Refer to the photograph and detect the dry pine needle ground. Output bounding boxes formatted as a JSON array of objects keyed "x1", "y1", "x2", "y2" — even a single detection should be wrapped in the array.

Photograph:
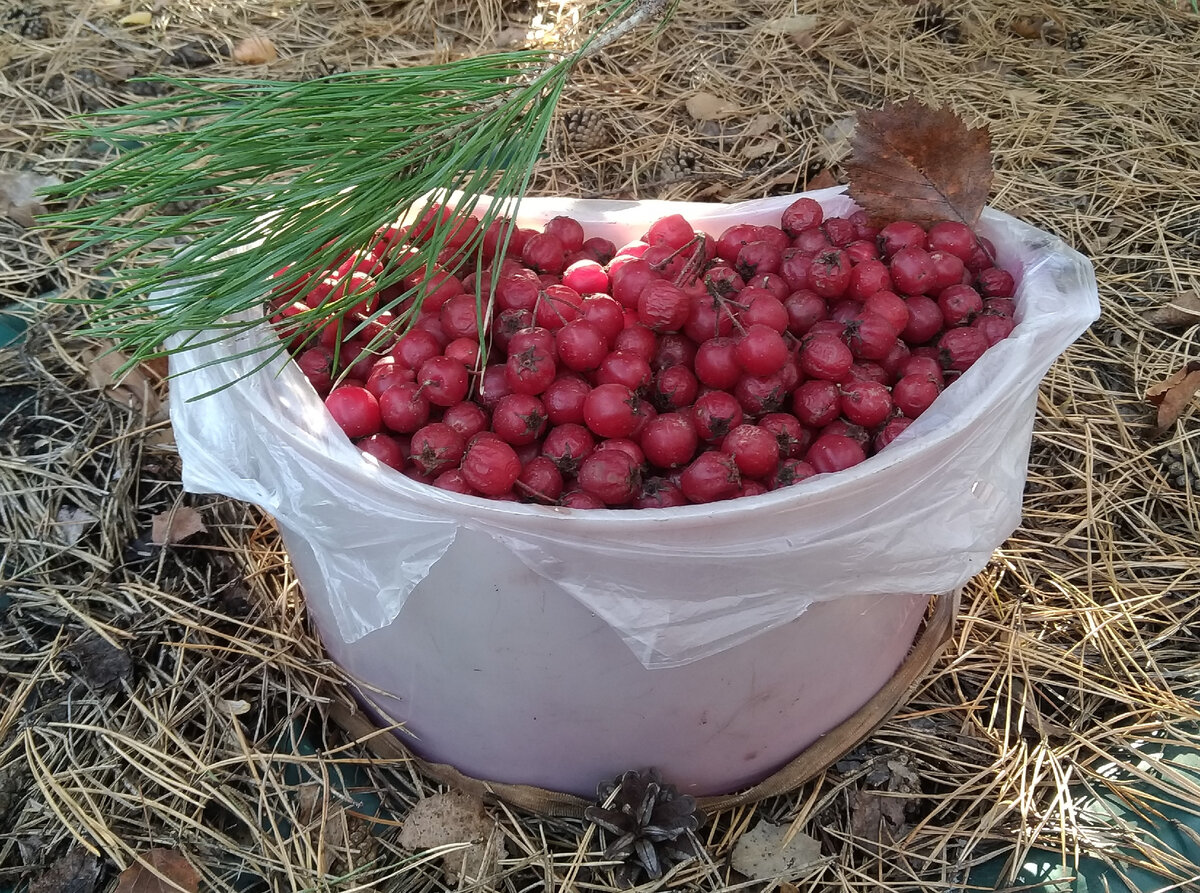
[{"x1": 2, "y1": 0, "x2": 1200, "y2": 891}]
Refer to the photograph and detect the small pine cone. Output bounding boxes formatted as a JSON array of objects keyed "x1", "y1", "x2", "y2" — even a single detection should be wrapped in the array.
[
  {"x1": 563, "y1": 108, "x2": 610, "y2": 153},
  {"x1": 659, "y1": 149, "x2": 698, "y2": 183},
  {"x1": 5, "y1": 5, "x2": 51, "y2": 39},
  {"x1": 586, "y1": 768, "x2": 704, "y2": 888},
  {"x1": 913, "y1": 4, "x2": 963, "y2": 43},
  {"x1": 1065, "y1": 30, "x2": 1086, "y2": 51}
]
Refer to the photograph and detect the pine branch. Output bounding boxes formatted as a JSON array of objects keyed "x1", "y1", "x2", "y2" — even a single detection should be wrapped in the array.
[{"x1": 39, "y1": 0, "x2": 669, "y2": 376}]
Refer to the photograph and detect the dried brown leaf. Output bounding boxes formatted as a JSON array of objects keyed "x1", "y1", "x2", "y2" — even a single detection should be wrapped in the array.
[
  {"x1": 849, "y1": 789, "x2": 906, "y2": 852},
  {"x1": 114, "y1": 849, "x2": 199, "y2": 893},
  {"x1": 150, "y1": 506, "x2": 207, "y2": 545},
  {"x1": 1144, "y1": 291, "x2": 1200, "y2": 329},
  {"x1": 56, "y1": 506, "x2": 98, "y2": 546},
  {"x1": 846, "y1": 97, "x2": 993, "y2": 227},
  {"x1": 685, "y1": 92, "x2": 740, "y2": 121},
  {"x1": 743, "y1": 113, "x2": 778, "y2": 138},
  {"x1": 399, "y1": 791, "x2": 506, "y2": 884},
  {"x1": 1146, "y1": 361, "x2": 1200, "y2": 433},
  {"x1": 1, "y1": 170, "x2": 60, "y2": 228},
  {"x1": 29, "y1": 847, "x2": 101, "y2": 893},
  {"x1": 82, "y1": 344, "x2": 164, "y2": 417},
  {"x1": 232, "y1": 34, "x2": 277, "y2": 65},
  {"x1": 805, "y1": 168, "x2": 840, "y2": 191}
]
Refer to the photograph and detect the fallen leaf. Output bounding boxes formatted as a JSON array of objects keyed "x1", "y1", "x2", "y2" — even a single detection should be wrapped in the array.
[
  {"x1": 399, "y1": 791, "x2": 507, "y2": 884},
  {"x1": 114, "y1": 849, "x2": 199, "y2": 893},
  {"x1": 150, "y1": 506, "x2": 207, "y2": 545},
  {"x1": 1008, "y1": 15, "x2": 1045, "y2": 40},
  {"x1": 1146, "y1": 361, "x2": 1200, "y2": 433},
  {"x1": 846, "y1": 97, "x2": 994, "y2": 228},
  {"x1": 220, "y1": 698, "x2": 251, "y2": 716},
  {"x1": 232, "y1": 34, "x2": 277, "y2": 65},
  {"x1": 849, "y1": 789, "x2": 907, "y2": 852},
  {"x1": 685, "y1": 92, "x2": 740, "y2": 121},
  {"x1": 730, "y1": 820, "x2": 822, "y2": 880},
  {"x1": 741, "y1": 138, "x2": 782, "y2": 161},
  {"x1": 119, "y1": 11, "x2": 153, "y2": 27},
  {"x1": 62, "y1": 633, "x2": 132, "y2": 692},
  {"x1": 805, "y1": 168, "x2": 840, "y2": 190},
  {"x1": 82, "y1": 345, "x2": 164, "y2": 417},
  {"x1": 1, "y1": 170, "x2": 61, "y2": 228},
  {"x1": 757, "y1": 14, "x2": 820, "y2": 36},
  {"x1": 29, "y1": 847, "x2": 101, "y2": 893},
  {"x1": 743, "y1": 113, "x2": 778, "y2": 138},
  {"x1": 56, "y1": 506, "x2": 98, "y2": 546},
  {"x1": 1144, "y1": 291, "x2": 1200, "y2": 329},
  {"x1": 819, "y1": 115, "x2": 856, "y2": 160}
]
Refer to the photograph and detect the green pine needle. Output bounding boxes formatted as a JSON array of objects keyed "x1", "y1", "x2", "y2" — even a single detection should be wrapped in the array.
[{"x1": 39, "y1": 0, "x2": 665, "y2": 379}]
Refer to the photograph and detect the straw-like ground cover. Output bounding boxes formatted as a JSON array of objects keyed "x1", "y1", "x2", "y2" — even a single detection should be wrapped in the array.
[{"x1": 2, "y1": 0, "x2": 1199, "y2": 890}]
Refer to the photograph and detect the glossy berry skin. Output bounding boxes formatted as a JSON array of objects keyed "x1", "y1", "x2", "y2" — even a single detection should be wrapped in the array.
[
  {"x1": 938, "y1": 284, "x2": 984, "y2": 327},
  {"x1": 938, "y1": 326, "x2": 989, "y2": 372},
  {"x1": 807, "y1": 250, "x2": 852, "y2": 298},
  {"x1": 516, "y1": 456, "x2": 565, "y2": 504},
  {"x1": 900, "y1": 295, "x2": 944, "y2": 345},
  {"x1": 324, "y1": 386, "x2": 379, "y2": 436},
  {"x1": 583, "y1": 383, "x2": 642, "y2": 439},
  {"x1": 691, "y1": 390, "x2": 744, "y2": 442},
  {"x1": 460, "y1": 435, "x2": 523, "y2": 496},
  {"x1": 491, "y1": 393, "x2": 548, "y2": 446},
  {"x1": 892, "y1": 374, "x2": 942, "y2": 419},
  {"x1": 734, "y1": 324, "x2": 789, "y2": 376},
  {"x1": 541, "y1": 423, "x2": 595, "y2": 475},
  {"x1": 357, "y1": 432, "x2": 406, "y2": 470},
  {"x1": 781, "y1": 197, "x2": 824, "y2": 236},
  {"x1": 378, "y1": 382, "x2": 431, "y2": 434},
  {"x1": 417, "y1": 355, "x2": 470, "y2": 407},
  {"x1": 838, "y1": 380, "x2": 893, "y2": 429},
  {"x1": 791, "y1": 379, "x2": 842, "y2": 428},
  {"x1": 799, "y1": 333, "x2": 853, "y2": 382},
  {"x1": 807, "y1": 434, "x2": 866, "y2": 474},
  {"x1": 640, "y1": 412, "x2": 700, "y2": 469},
  {"x1": 555, "y1": 319, "x2": 608, "y2": 372}
]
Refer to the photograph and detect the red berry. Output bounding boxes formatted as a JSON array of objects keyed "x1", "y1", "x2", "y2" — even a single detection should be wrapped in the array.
[
  {"x1": 680, "y1": 451, "x2": 741, "y2": 503},
  {"x1": 555, "y1": 319, "x2": 608, "y2": 372},
  {"x1": 640, "y1": 412, "x2": 700, "y2": 469},
  {"x1": 505, "y1": 340, "x2": 557, "y2": 395},
  {"x1": 691, "y1": 390, "x2": 744, "y2": 442},
  {"x1": 651, "y1": 365, "x2": 699, "y2": 412},
  {"x1": 874, "y1": 416, "x2": 914, "y2": 452},
  {"x1": 516, "y1": 456, "x2": 565, "y2": 504},
  {"x1": 357, "y1": 432, "x2": 406, "y2": 470},
  {"x1": 892, "y1": 373, "x2": 941, "y2": 419},
  {"x1": 784, "y1": 289, "x2": 828, "y2": 337},
  {"x1": 822, "y1": 216, "x2": 857, "y2": 247},
  {"x1": 491, "y1": 393, "x2": 548, "y2": 446},
  {"x1": 799, "y1": 333, "x2": 853, "y2": 381},
  {"x1": 722, "y1": 424, "x2": 781, "y2": 478},
  {"x1": 433, "y1": 468, "x2": 475, "y2": 495},
  {"x1": 972, "y1": 313, "x2": 1016, "y2": 346},
  {"x1": 612, "y1": 324, "x2": 657, "y2": 362},
  {"x1": 417, "y1": 355, "x2": 470, "y2": 407},
  {"x1": 839, "y1": 380, "x2": 893, "y2": 429},
  {"x1": 807, "y1": 434, "x2": 866, "y2": 474},
  {"x1": 521, "y1": 232, "x2": 567, "y2": 275},
  {"x1": 633, "y1": 477, "x2": 688, "y2": 508},
  {"x1": 542, "y1": 373, "x2": 592, "y2": 425},
  {"x1": 878, "y1": 220, "x2": 926, "y2": 258},
  {"x1": 781, "y1": 197, "x2": 824, "y2": 237},
  {"x1": 976, "y1": 266, "x2": 1016, "y2": 298},
  {"x1": 460, "y1": 435, "x2": 522, "y2": 496},
  {"x1": 861, "y1": 290, "x2": 909, "y2": 335},
  {"x1": 580, "y1": 294, "x2": 625, "y2": 345},
  {"x1": 938, "y1": 326, "x2": 989, "y2": 372},
  {"x1": 409, "y1": 422, "x2": 466, "y2": 476},
  {"x1": 734, "y1": 324, "x2": 789, "y2": 376},
  {"x1": 477, "y1": 363, "x2": 513, "y2": 411},
  {"x1": 900, "y1": 295, "x2": 945, "y2": 345},
  {"x1": 541, "y1": 423, "x2": 595, "y2": 475},
  {"x1": 378, "y1": 382, "x2": 431, "y2": 434},
  {"x1": 611, "y1": 258, "x2": 660, "y2": 309},
  {"x1": 543, "y1": 215, "x2": 585, "y2": 252},
  {"x1": 843, "y1": 239, "x2": 880, "y2": 265},
  {"x1": 938, "y1": 284, "x2": 984, "y2": 327},
  {"x1": 391, "y1": 327, "x2": 442, "y2": 370},
  {"x1": 925, "y1": 221, "x2": 977, "y2": 261},
  {"x1": 848, "y1": 259, "x2": 892, "y2": 301},
  {"x1": 297, "y1": 347, "x2": 335, "y2": 396},
  {"x1": 582, "y1": 382, "x2": 642, "y2": 439},
  {"x1": 646, "y1": 213, "x2": 696, "y2": 249},
  {"x1": 927, "y1": 250, "x2": 967, "y2": 293},
  {"x1": 638, "y1": 280, "x2": 692, "y2": 332},
  {"x1": 768, "y1": 458, "x2": 817, "y2": 489},
  {"x1": 807, "y1": 249, "x2": 852, "y2": 298},
  {"x1": 844, "y1": 311, "x2": 899, "y2": 361},
  {"x1": 735, "y1": 241, "x2": 783, "y2": 280},
  {"x1": 792, "y1": 226, "x2": 832, "y2": 254},
  {"x1": 792, "y1": 379, "x2": 841, "y2": 428},
  {"x1": 577, "y1": 449, "x2": 642, "y2": 506},
  {"x1": 595, "y1": 350, "x2": 653, "y2": 391},
  {"x1": 759, "y1": 412, "x2": 812, "y2": 459},
  {"x1": 888, "y1": 246, "x2": 937, "y2": 296},
  {"x1": 442, "y1": 400, "x2": 490, "y2": 440}
]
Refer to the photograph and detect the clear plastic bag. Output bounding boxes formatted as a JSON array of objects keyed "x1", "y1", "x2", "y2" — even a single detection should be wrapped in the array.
[{"x1": 167, "y1": 188, "x2": 1099, "y2": 669}]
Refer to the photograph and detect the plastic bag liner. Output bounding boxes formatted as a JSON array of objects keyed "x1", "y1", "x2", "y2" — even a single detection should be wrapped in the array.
[{"x1": 166, "y1": 187, "x2": 1099, "y2": 669}]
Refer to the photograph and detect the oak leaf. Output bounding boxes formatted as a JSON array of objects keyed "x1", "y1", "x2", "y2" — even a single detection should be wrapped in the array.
[
  {"x1": 846, "y1": 97, "x2": 993, "y2": 228},
  {"x1": 114, "y1": 849, "x2": 199, "y2": 893},
  {"x1": 1146, "y1": 361, "x2": 1200, "y2": 434},
  {"x1": 1143, "y1": 291, "x2": 1200, "y2": 329}
]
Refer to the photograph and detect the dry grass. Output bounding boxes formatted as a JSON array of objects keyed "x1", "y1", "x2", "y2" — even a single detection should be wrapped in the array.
[{"x1": 3, "y1": 0, "x2": 1200, "y2": 890}]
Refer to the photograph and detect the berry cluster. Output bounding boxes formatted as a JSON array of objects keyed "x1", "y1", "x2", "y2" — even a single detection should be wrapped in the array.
[{"x1": 268, "y1": 197, "x2": 1017, "y2": 508}]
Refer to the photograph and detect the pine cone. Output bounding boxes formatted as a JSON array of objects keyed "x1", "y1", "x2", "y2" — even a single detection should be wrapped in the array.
[
  {"x1": 912, "y1": 4, "x2": 963, "y2": 44},
  {"x1": 585, "y1": 768, "x2": 703, "y2": 888},
  {"x1": 563, "y1": 108, "x2": 610, "y2": 153},
  {"x1": 1161, "y1": 443, "x2": 1198, "y2": 492},
  {"x1": 659, "y1": 149, "x2": 698, "y2": 183}
]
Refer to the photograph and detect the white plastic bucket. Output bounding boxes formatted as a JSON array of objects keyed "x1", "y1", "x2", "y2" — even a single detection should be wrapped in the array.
[{"x1": 168, "y1": 188, "x2": 1099, "y2": 797}]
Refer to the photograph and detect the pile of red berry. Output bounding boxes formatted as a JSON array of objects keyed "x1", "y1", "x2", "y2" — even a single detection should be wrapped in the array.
[{"x1": 267, "y1": 197, "x2": 1017, "y2": 508}]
